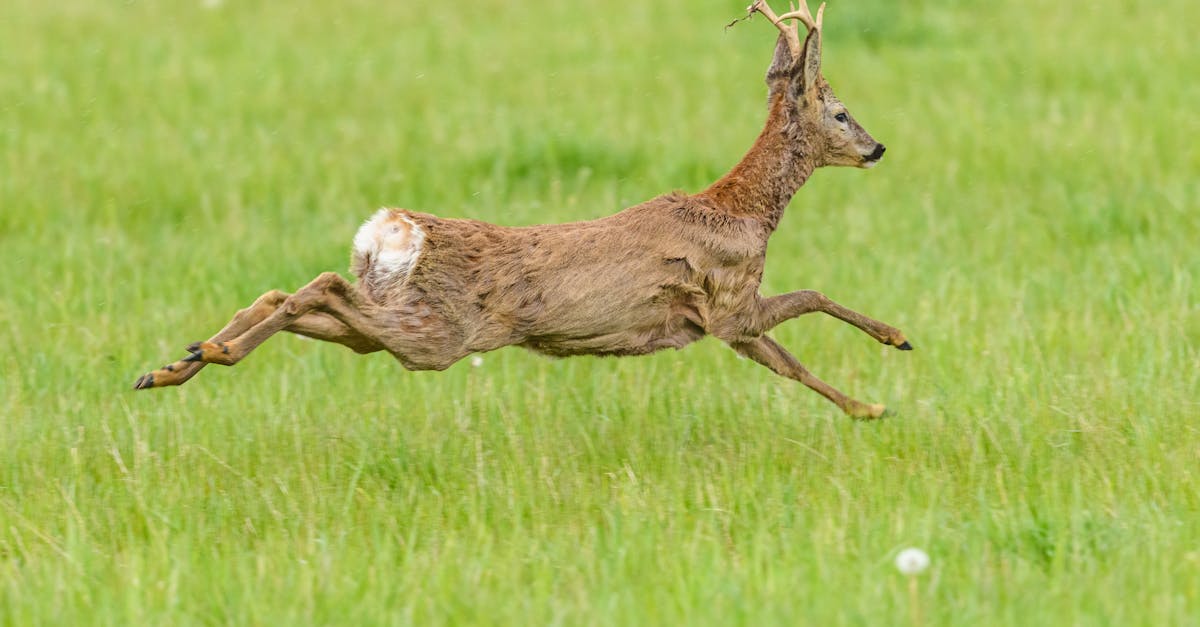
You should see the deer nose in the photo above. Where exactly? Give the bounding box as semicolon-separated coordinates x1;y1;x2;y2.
868;143;886;161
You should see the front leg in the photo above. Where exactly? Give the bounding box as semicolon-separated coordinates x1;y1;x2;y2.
757;290;912;350
729;335;886;419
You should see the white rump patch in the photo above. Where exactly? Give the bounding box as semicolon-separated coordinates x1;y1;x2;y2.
353;208;426;280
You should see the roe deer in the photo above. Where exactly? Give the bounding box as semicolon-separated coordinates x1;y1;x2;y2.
134;0;911;418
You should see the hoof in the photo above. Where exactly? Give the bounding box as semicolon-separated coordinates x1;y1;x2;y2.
846;402;887;420
133;373;154;390
897;340;913;350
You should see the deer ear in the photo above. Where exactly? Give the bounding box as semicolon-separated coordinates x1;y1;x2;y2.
765;33;794;99
797;27;822;95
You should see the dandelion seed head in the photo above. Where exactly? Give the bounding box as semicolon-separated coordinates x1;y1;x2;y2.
895;548;930;575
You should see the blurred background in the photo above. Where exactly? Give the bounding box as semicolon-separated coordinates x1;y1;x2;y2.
1;0;1197;623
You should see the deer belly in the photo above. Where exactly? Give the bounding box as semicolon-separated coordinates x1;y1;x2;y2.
518;292;707;357
521;326;704;357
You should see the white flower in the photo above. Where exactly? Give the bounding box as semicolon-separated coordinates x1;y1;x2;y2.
470;356;484;368
895;548;930;575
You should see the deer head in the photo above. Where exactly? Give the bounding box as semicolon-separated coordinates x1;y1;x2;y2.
752;0;885;169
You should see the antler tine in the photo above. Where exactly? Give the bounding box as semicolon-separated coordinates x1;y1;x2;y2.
747;0;802;59
776;1;824;34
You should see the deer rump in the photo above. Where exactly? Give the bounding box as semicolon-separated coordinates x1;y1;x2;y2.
352;193;769;359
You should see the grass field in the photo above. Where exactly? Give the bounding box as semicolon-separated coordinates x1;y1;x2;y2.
2;0;1198;623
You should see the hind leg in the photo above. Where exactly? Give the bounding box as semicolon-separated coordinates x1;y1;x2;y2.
134;283;381;389
187;273;364;366
285;311;382;354
190;271;472;373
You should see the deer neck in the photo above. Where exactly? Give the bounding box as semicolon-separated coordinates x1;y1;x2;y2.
699;98;817;231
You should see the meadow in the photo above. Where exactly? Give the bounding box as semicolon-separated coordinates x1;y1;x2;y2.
2;0;1198;624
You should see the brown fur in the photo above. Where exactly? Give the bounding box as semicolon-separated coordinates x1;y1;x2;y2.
134;1;910;418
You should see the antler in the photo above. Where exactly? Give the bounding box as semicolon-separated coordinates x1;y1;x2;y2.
747;0;825;60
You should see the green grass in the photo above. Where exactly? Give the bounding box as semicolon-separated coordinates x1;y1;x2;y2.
2;0;1199;624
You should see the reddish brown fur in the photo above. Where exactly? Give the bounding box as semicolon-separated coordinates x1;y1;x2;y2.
134;1;911;418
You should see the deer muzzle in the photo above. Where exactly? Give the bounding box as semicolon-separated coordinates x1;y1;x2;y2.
862;143;886;168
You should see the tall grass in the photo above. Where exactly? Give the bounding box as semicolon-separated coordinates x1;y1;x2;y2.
2;0;1197;624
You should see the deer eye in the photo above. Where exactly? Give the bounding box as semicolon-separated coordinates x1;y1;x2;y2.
834;112;849;123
